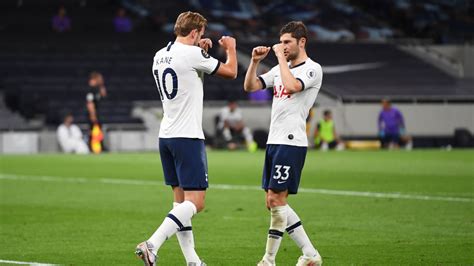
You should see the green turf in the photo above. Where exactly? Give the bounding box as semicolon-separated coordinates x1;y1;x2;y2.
0;150;473;265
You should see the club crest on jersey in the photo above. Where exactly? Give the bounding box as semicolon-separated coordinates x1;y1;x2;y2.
201;49;210;59
306;69;316;79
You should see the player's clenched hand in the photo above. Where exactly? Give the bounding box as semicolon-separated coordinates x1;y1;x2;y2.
218;36;236;50
272;44;285;58
97;75;105;86
252;46;270;62
198;38;212;52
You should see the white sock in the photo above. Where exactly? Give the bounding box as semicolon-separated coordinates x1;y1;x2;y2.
223;128;232;141
243;127;254;143
173;202;201;264
147;201;197;254
286;205;318;257
263;205;287;263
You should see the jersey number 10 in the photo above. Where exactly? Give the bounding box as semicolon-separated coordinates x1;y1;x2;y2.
154;68;178;100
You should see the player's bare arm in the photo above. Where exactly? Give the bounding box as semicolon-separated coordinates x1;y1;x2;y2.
215;36;238;79
314;126;320;139
244;46;270;92
272;43;303;94
96;75;108;97
86;101;97;123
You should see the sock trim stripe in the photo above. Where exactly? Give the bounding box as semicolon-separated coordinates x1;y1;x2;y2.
166;213;184;230
286;221;302;233
180;226;192;231
268;229;284;237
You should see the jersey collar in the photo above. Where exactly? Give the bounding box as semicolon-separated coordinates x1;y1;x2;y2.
289;59;307;69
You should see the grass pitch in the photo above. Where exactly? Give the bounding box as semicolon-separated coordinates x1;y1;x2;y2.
0;150;473;265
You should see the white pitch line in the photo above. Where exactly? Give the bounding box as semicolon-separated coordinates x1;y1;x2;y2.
0;174;472;203
0;259;57;265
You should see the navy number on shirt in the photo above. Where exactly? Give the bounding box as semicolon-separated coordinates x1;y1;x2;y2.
153;68;178;100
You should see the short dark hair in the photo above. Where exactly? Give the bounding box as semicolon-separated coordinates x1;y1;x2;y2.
280;21;308;41
62;111;73;120
381;98;391;105
89;71;102;80
323;110;331;116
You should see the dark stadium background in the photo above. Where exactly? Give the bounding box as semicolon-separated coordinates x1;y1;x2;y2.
0;1;473;265
0;0;473;152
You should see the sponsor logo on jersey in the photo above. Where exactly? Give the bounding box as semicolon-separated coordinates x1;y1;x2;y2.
273;85;291;99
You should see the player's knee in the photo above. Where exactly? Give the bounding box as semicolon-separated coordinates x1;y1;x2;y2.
186;197;205;212
267;194;286;208
194;201;205;212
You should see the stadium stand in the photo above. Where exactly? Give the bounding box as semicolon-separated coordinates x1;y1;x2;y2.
0;0;472;150
1;33;157;127
238;42;474;101
0;31;252;127
184;0;473;43
0;92;37;131
351;0;474;43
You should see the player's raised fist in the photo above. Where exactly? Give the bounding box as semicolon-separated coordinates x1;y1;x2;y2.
198;38;212;52
218;36;236;50
252;46;270;62
96;74;105;86
272;44;285;58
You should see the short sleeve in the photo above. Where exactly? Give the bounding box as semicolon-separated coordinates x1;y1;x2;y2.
258;66;278;90
86;92;94;102
189;47;220;75
295;64;322;91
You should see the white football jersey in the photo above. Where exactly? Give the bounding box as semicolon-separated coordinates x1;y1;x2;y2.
152;41;220;139
259;58;323;147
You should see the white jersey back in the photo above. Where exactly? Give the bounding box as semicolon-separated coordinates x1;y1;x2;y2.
259;58;323;147
153;41;220;139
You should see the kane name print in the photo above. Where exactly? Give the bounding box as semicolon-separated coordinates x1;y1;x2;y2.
155;56;172;65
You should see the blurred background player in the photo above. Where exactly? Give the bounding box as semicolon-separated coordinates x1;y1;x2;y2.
244;21;323;266
114;7;133;33
57;113;89;154
51;6;71;33
218;100;257;151
378;99;413;150
86;71;107;154
135;11;237;266
314;110;344;151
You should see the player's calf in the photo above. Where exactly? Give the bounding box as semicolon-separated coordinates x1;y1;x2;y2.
260;204;288;264
184;190;206;212
286;205;319;256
